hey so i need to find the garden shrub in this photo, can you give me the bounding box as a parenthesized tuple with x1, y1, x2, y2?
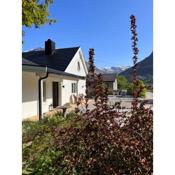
(127, 80, 147, 98)
(22, 114, 78, 175)
(117, 75, 129, 90)
(53, 78, 153, 174)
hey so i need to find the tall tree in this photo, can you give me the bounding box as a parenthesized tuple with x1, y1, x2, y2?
(22, 0, 56, 28)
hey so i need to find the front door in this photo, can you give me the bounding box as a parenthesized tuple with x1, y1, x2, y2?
(52, 82, 59, 108)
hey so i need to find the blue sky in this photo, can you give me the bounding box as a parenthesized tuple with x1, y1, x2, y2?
(22, 0, 153, 68)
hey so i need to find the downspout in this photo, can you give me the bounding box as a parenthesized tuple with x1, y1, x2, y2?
(38, 67, 49, 120)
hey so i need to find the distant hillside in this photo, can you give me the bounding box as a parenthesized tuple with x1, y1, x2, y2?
(120, 52, 153, 84)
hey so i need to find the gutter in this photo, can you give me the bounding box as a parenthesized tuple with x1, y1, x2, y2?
(38, 67, 49, 120)
(22, 64, 85, 79)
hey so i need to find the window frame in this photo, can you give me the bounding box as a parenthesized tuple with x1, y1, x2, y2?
(71, 83, 77, 93)
(77, 61, 81, 71)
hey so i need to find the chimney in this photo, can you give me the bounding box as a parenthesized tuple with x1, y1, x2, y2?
(45, 39, 55, 55)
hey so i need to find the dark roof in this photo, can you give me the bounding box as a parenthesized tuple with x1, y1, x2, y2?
(22, 47, 80, 71)
(102, 73, 117, 82)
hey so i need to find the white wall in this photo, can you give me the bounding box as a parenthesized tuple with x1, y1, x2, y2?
(65, 48, 87, 76)
(22, 72, 39, 119)
(113, 79, 118, 91)
(64, 48, 87, 101)
(78, 79, 86, 95)
(61, 79, 86, 105)
(42, 76, 62, 113)
(22, 72, 63, 119)
(22, 72, 84, 119)
(62, 79, 77, 105)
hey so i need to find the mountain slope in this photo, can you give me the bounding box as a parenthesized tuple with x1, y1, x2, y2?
(120, 52, 153, 83)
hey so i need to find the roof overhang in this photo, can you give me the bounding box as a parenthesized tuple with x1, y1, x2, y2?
(22, 64, 86, 80)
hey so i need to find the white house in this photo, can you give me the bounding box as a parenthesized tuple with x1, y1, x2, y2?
(22, 39, 88, 120)
(101, 73, 118, 94)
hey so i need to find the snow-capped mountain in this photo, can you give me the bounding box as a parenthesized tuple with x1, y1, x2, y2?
(96, 66, 130, 74)
(85, 61, 130, 74)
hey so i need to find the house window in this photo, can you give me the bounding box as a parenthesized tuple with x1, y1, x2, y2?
(77, 61, 81, 71)
(72, 83, 77, 93)
(43, 81, 46, 102)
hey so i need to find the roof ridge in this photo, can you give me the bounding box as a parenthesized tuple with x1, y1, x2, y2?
(55, 46, 80, 50)
(23, 46, 80, 53)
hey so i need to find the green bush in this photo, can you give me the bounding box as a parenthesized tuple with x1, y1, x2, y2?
(127, 80, 147, 98)
(117, 75, 129, 90)
(22, 114, 78, 175)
